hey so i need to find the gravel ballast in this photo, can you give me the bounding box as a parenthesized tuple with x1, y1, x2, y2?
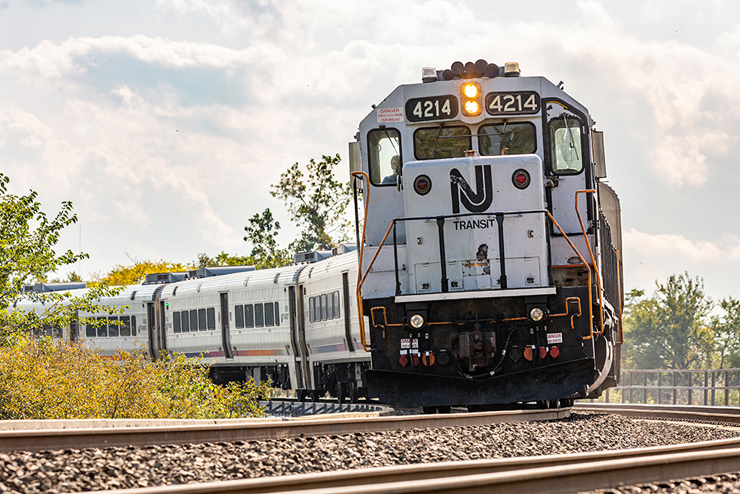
(1, 412, 739, 493)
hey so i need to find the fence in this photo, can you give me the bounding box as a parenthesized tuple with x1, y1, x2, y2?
(602, 369, 740, 406)
(260, 400, 387, 417)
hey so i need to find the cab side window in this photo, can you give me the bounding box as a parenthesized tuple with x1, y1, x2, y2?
(368, 128, 401, 186)
(549, 116, 583, 174)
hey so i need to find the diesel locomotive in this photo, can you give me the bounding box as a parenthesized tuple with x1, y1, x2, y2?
(350, 59, 623, 408)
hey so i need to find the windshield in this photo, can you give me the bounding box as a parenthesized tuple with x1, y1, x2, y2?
(478, 122, 536, 156)
(414, 126, 472, 160)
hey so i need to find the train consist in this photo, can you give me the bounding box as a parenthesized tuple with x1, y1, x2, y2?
(18, 59, 623, 410)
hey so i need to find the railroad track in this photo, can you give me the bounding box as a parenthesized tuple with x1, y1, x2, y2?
(83, 435, 740, 494)
(575, 401, 740, 423)
(8, 403, 740, 493)
(0, 407, 568, 453)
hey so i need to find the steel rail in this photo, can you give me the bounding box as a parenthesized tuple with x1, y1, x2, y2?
(82, 437, 740, 494)
(575, 402, 740, 423)
(0, 408, 568, 454)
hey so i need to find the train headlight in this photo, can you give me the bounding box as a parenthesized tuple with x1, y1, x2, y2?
(529, 307, 544, 322)
(463, 83, 479, 98)
(461, 82, 482, 117)
(464, 100, 480, 115)
(512, 169, 531, 189)
(409, 314, 425, 328)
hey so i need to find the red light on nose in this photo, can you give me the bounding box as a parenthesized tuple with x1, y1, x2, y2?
(512, 169, 530, 189)
(414, 175, 432, 195)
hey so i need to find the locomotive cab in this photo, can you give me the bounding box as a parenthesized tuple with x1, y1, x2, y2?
(352, 60, 623, 408)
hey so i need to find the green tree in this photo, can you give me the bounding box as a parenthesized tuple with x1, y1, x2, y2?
(0, 173, 122, 343)
(622, 273, 713, 369)
(94, 259, 189, 286)
(242, 208, 292, 268)
(195, 251, 254, 268)
(710, 297, 740, 369)
(271, 154, 351, 252)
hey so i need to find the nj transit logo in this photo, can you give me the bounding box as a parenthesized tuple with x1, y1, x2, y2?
(450, 165, 493, 214)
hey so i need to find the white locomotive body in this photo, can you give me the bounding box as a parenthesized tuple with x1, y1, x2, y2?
(353, 60, 623, 408)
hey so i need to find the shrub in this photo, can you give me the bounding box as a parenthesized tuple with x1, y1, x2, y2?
(0, 336, 271, 420)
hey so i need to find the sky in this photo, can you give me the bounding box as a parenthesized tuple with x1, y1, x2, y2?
(1, 0, 739, 302)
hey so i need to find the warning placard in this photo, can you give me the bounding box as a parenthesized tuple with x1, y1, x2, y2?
(547, 333, 563, 344)
(377, 107, 404, 123)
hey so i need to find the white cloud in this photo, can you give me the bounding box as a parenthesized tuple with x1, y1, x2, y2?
(623, 228, 740, 262)
(0, 35, 257, 83)
(622, 228, 740, 297)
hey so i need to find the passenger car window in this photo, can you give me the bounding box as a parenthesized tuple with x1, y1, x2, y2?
(108, 317, 119, 337)
(414, 126, 471, 160)
(120, 316, 131, 337)
(181, 311, 190, 333)
(255, 304, 264, 327)
(274, 302, 280, 326)
(97, 317, 107, 337)
(321, 294, 328, 321)
(368, 128, 401, 186)
(173, 312, 181, 333)
(189, 309, 198, 332)
(333, 292, 340, 319)
(198, 308, 207, 331)
(235, 305, 244, 329)
(207, 308, 215, 330)
(265, 302, 274, 327)
(309, 297, 315, 323)
(479, 122, 536, 156)
(244, 304, 254, 328)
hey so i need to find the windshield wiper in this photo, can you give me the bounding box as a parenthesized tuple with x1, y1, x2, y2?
(430, 122, 445, 158)
(563, 115, 579, 159)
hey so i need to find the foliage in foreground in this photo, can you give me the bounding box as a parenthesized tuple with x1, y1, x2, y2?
(0, 337, 271, 420)
(0, 172, 125, 342)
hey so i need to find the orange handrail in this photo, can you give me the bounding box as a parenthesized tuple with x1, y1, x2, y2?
(351, 171, 372, 352)
(546, 211, 594, 340)
(575, 190, 604, 336)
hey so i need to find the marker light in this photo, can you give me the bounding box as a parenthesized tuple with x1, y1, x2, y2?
(410, 314, 425, 328)
(463, 83, 478, 98)
(414, 175, 432, 195)
(512, 169, 531, 189)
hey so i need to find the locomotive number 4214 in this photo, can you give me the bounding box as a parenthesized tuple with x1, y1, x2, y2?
(405, 95, 459, 122)
(485, 91, 540, 116)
